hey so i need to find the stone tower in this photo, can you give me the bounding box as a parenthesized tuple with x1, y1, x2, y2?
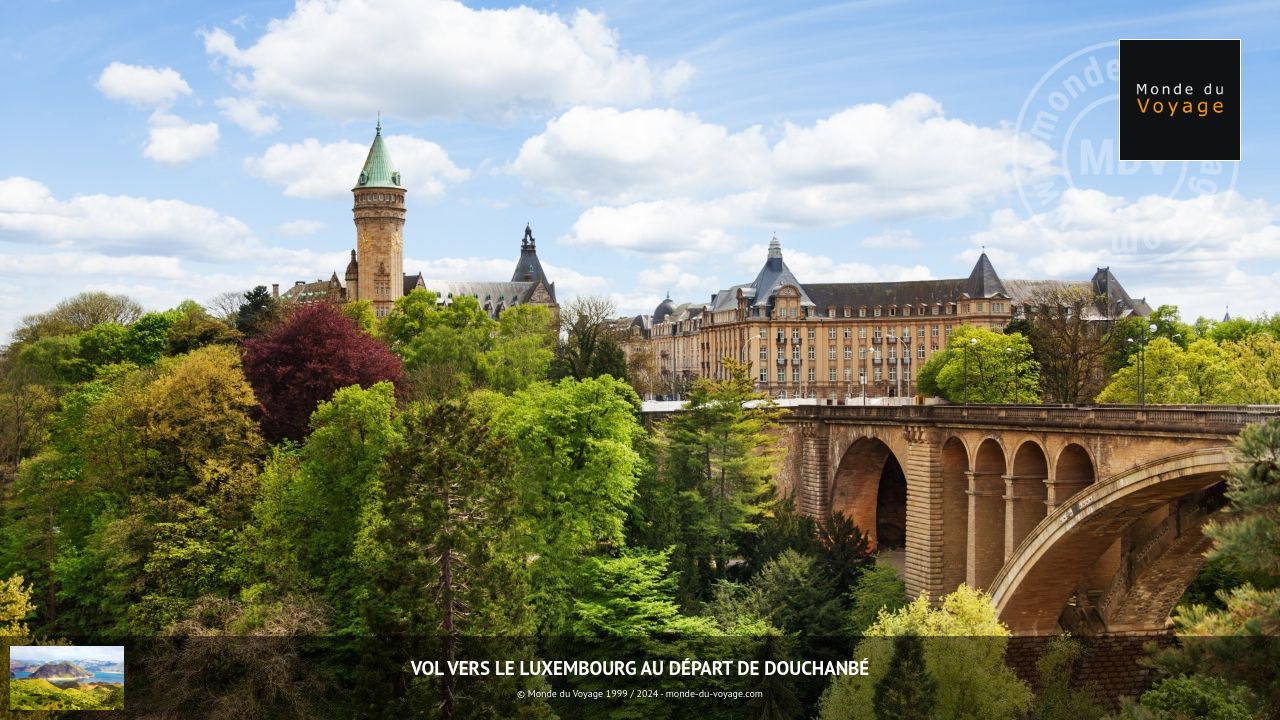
(351, 121, 405, 317)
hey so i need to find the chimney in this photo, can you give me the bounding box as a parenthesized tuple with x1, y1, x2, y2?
(272, 283, 279, 297)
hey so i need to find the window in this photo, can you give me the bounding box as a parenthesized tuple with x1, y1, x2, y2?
(829, 368, 837, 381)
(932, 343, 939, 352)
(859, 307, 867, 317)
(976, 302, 984, 312)
(873, 328, 882, 340)
(844, 367, 852, 381)
(904, 306, 911, 316)
(945, 326, 953, 337)
(874, 369, 882, 381)
(759, 368, 768, 382)
(859, 348, 867, 360)
(843, 307, 852, 318)
(874, 307, 882, 317)
(792, 369, 800, 383)
(859, 327, 867, 339)
(917, 327, 925, 337)
(843, 327, 852, 339)
(992, 302, 1004, 312)
(859, 369, 866, 382)
(828, 328, 837, 340)
(759, 347, 767, 359)
(889, 306, 897, 316)
(962, 303, 971, 314)
(844, 346, 852, 360)
(889, 349, 896, 361)
(778, 370, 786, 383)
(792, 347, 800, 361)
(791, 328, 800, 341)
(917, 345, 925, 358)
(828, 308, 835, 318)
(808, 368, 816, 381)
(931, 324, 939, 337)
(828, 347, 836, 360)
(905, 370, 912, 381)
(889, 368, 897, 381)
(808, 346, 816, 360)
(807, 328, 815, 340)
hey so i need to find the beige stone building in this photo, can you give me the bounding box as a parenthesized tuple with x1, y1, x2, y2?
(620, 237, 1149, 400)
(278, 122, 558, 319)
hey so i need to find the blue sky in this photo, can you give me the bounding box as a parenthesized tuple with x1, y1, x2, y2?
(10, 645, 124, 664)
(2, 0, 1278, 339)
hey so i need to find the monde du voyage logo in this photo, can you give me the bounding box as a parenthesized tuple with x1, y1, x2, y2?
(1120, 39, 1241, 161)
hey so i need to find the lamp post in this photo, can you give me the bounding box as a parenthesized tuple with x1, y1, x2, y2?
(963, 336, 978, 404)
(1006, 346, 1017, 404)
(1128, 322, 1158, 405)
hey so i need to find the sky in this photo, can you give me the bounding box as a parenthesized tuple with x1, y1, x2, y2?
(2, 0, 1279, 340)
(9, 645, 124, 664)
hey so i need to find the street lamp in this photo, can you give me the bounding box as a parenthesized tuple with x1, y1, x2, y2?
(1129, 323, 1158, 405)
(963, 337, 978, 404)
(1006, 346, 1016, 404)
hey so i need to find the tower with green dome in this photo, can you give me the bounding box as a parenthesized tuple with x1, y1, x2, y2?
(350, 120, 406, 317)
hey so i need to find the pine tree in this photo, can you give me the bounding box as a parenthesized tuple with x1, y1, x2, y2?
(873, 634, 936, 720)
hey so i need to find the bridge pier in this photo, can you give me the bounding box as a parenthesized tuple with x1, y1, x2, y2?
(903, 427, 944, 602)
(967, 470, 1006, 590)
(1004, 473, 1048, 561)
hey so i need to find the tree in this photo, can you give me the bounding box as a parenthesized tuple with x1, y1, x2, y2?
(242, 302, 402, 441)
(14, 292, 142, 344)
(1017, 285, 1122, 403)
(661, 359, 783, 605)
(485, 376, 644, 634)
(1151, 419, 1280, 716)
(206, 290, 246, 324)
(551, 295, 630, 382)
(749, 550, 845, 640)
(917, 326, 1038, 403)
(819, 585, 1032, 720)
(1097, 338, 1190, 403)
(1024, 635, 1105, 720)
(381, 290, 497, 400)
(845, 565, 907, 637)
(1122, 675, 1259, 720)
(166, 300, 240, 355)
(1222, 334, 1280, 404)
(571, 547, 714, 637)
(873, 635, 937, 720)
(235, 285, 279, 336)
(814, 512, 874, 597)
(368, 399, 530, 718)
(121, 310, 178, 365)
(478, 304, 555, 393)
(0, 574, 34, 635)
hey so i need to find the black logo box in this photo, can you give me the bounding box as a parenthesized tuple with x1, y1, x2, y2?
(1119, 39, 1240, 161)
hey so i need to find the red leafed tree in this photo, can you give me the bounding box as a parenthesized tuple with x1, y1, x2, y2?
(242, 302, 402, 442)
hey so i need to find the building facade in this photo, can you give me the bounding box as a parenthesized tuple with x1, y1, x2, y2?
(278, 123, 558, 320)
(621, 237, 1150, 401)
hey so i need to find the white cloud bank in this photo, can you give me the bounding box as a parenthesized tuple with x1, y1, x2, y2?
(95, 62, 192, 107)
(246, 135, 468, 199)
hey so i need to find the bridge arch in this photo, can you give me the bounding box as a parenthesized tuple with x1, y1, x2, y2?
(830, 437, 908, 553)
(1051, 443, 1096, 509)
(940, 436, 969, 593)
(1008, 441, 1050, 560)
(969, 437, 1007, 589)
(990, 447, 1235, 635)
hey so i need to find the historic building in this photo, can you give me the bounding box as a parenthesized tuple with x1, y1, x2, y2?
(277, 122, 557, 319)
(620, 237, 1150, 400)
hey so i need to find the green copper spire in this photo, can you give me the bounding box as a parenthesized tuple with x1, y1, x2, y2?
(354, 120, 403, 190)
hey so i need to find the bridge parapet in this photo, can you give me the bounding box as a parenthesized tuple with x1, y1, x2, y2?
(782, 404, 1278, 434)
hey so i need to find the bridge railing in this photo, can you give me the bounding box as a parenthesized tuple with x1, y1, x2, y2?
(782, 403, 1280, 433)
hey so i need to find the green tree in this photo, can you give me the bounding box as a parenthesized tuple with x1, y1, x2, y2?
(1016, 285, 1123, 403)
(550, 296, 629, 382)
(1124, 675, 1259, 720)
(873, 634, 937, 720)
(341, 299, 378, 335)
(1153, 419, 1280, 716)
(76, 322, 128, 370)
(749, 549, 845, 640)
(13, 291, 142, 344)
(571, 547, 715, 637)
(0, 574, 34, 635)
(815, 512, 874, 597)
(165, 299, 240, 355)
(484, 376, 644, 634)
(478, 304, 555, 393)
(1024, 635, 1105, 720)
(917, 326, 1038, 403)
(661, 358, 782, 605)
(1222, 334, 1280, 404)
(819, 585, 1032, 720)
(235, 285, 279, 336)
(384, 290, 497, 399)
(121, 310, 179, 365)
(1096, 338, 1196, 404)
(845, 565, 907, 637)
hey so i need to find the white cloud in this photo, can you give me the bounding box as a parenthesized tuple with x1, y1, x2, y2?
(529, 95, 1056, 256)
(277, 219, 325, 236)
(246, 134, 468, 199)
(969, 188, 1280, 320)
(734, 242, 934, 284)
(0, 252, 186, 279)
(510, 106, 767, 204)
(96, 62, 192, 107)
(202, 0, 691, 120)
(144, 112, 220, 164)
(861, 229, 920, 250)
(0, 176, 255, 261)
(215, 96, 279, 135)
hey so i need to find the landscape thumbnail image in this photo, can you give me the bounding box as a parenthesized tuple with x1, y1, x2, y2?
(8, 645, 124, 711)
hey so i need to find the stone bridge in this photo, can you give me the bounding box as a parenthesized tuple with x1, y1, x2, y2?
(655, 403, 1279, 636)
